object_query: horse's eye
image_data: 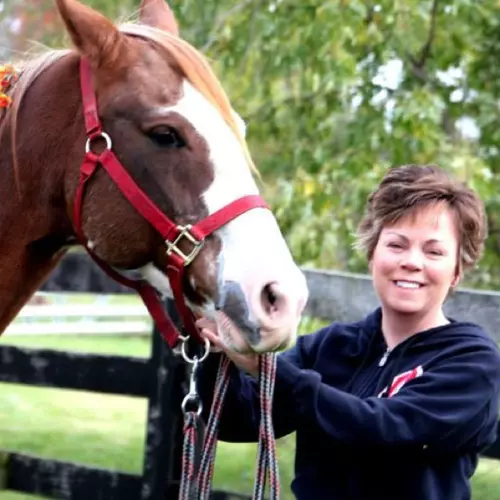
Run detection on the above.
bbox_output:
[147,125,185,148]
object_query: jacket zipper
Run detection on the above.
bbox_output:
[378,347,392,367]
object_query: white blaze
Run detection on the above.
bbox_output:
[141,80,307,331]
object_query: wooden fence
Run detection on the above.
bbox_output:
[0,253,251,499]
[1,252,500,498]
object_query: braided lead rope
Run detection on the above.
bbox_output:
[197,355,232,499]
[252,353,279,500]
[179,341,210,500]
[179,411,202,500]
[179,354,231,500]
[180,351,280,500]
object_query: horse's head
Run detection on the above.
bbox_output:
[54,0,308,353]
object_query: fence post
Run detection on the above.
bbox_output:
[140,299,188,499]
[0,452,7,491]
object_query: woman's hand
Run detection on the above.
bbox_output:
[196,316,260,378]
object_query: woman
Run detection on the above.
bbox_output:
[196,164,500,500]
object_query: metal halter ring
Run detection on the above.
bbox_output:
[181,336,210,364]
[85,132,113,154]
[181,392,203,416]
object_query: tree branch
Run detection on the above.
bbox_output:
[364,4,376,26]
[404,0,440,85]
[415,0,439,68]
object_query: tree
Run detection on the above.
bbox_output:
[3,0,500,288]
[177,0,500,288]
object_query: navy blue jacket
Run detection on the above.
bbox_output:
[198,308,500,500]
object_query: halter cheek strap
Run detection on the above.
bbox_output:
[75,57,269,348]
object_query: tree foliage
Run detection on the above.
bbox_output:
[2,0,500,288]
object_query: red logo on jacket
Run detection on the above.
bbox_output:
[378,365,424,398]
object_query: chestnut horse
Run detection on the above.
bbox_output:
[0,0,308,353]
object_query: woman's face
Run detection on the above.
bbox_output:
[370,203,459,320]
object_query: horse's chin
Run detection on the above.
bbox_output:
[213,310,254,354]
[212,311,293,355]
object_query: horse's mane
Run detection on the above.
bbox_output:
[1,50,70,132]
[1,20,257,176]
[1,50,70,189]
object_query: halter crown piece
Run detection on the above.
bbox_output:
[0,64,18,109]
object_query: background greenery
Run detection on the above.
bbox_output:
[2,0,500,287]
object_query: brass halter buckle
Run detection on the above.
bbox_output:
[166,225,205,266]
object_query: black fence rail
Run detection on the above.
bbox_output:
[1,251,500,499]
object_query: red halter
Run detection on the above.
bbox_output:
[74,57,268,348]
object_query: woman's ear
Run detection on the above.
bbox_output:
[451,273,461,289]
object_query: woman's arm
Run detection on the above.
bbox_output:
[274,343,500,453]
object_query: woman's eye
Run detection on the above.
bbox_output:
[147,126,186,148]
[387,242,402,249]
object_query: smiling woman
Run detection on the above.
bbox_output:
[195,164,500,500]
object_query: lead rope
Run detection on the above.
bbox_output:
[196,354,232,498]
[179,341,280,500]
[253,353,279,500]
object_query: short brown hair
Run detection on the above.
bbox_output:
[355,164,487,273]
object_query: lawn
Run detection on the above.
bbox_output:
[0,330,499,499]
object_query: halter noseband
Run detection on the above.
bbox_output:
[74,57,268,348]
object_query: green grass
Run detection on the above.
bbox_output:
[0,333,499,499]
[0,333,296,499]
[0,334,152,358]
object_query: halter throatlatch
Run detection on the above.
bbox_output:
[74,57,269,348]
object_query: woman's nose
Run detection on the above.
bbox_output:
[400,249,423,270]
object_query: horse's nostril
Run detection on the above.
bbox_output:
[262,282,281,315]
[266,284,277,305]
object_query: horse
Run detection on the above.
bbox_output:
[0,0,309,355]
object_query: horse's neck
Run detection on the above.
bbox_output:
[0,55,80,332]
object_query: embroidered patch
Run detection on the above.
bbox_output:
[378,365,424,398]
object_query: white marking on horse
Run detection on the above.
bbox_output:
[140,263,173,299]
[142,80,307,336]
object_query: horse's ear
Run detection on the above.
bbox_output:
[55,0,125,68]
[139,0,180,36]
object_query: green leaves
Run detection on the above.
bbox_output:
[5,0,500,288]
